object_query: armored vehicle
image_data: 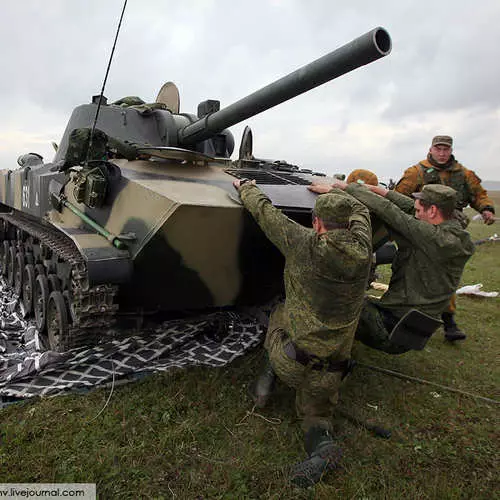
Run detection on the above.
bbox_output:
[0,28,391,351]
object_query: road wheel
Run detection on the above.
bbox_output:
[1,241,10,277]
[22,264,36,316]
[34,274,50,332]
[63,290,77,325]
[7,246,16,286]
[47,291,69,352]
[14,252,25,296]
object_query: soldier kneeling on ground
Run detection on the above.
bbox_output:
[233,178,372,488]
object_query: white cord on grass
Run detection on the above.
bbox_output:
[87,359,116,423]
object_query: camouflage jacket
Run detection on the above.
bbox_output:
[345,184,475,318]
[395,158,495,213]
[239,184,372,359]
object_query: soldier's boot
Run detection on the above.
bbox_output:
[290,427,342,488]
[442,312,467,341]
[248,356,276,408]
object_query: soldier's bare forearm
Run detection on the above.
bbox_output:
[365,184,388,197]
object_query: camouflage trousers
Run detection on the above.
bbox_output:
[264,304,343,433]
[355,299,410,355]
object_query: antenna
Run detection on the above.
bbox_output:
[85,0,128,165]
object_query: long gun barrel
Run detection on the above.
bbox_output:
[178,27,391,145]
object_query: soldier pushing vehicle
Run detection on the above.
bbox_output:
[309,178,475,354]
[234,178,372,488]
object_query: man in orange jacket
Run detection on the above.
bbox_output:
[395,135,495,341]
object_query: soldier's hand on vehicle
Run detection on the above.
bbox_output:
[332,180,348,190]
[366,184,389,197]
[308,183,334,194]
[481,210,496,225]
[233,178,256,190]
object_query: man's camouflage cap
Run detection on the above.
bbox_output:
[431,135,453,147]
[412,184,457,212]
[346,169,379,186]
[314,192,352,223]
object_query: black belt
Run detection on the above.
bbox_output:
[283,340,354,379]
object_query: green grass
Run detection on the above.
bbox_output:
[1,206,499,499]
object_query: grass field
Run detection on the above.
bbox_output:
[1,199,499,499]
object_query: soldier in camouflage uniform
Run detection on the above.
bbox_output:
[395,135,495,341]
[310,181,475,354]
[233,178,372,488]
[346,169,397,274]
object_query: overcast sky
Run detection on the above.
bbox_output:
[1,0,499,182]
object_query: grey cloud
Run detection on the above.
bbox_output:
[1,0,499,181]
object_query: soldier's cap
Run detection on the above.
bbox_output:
[431,135,453,148]
[314,192,352,223]
[412,184,457,212]
[346,169,379,186]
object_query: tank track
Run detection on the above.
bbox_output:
[0,212,118,351]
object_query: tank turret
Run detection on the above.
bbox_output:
[54,27,390,162]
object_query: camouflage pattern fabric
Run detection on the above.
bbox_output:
[345,170,387,250]
[412,184,458,213]
[453,209,470,230]
[112,96,169,115]
[345,184,475,320]
[395,156,495,214]
[265,304,343,432]
[239,184,372,359]
[314,191,352,223]
[65,128,140,167]
[239,184,371,431]
[370,213,391,251]
[112,96,145,106]
[107,136,140,160]
[64,128,108,168]
[124,102,169,115]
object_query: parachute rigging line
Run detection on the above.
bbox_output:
[357,362,499,405]
[85,0,128,165]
